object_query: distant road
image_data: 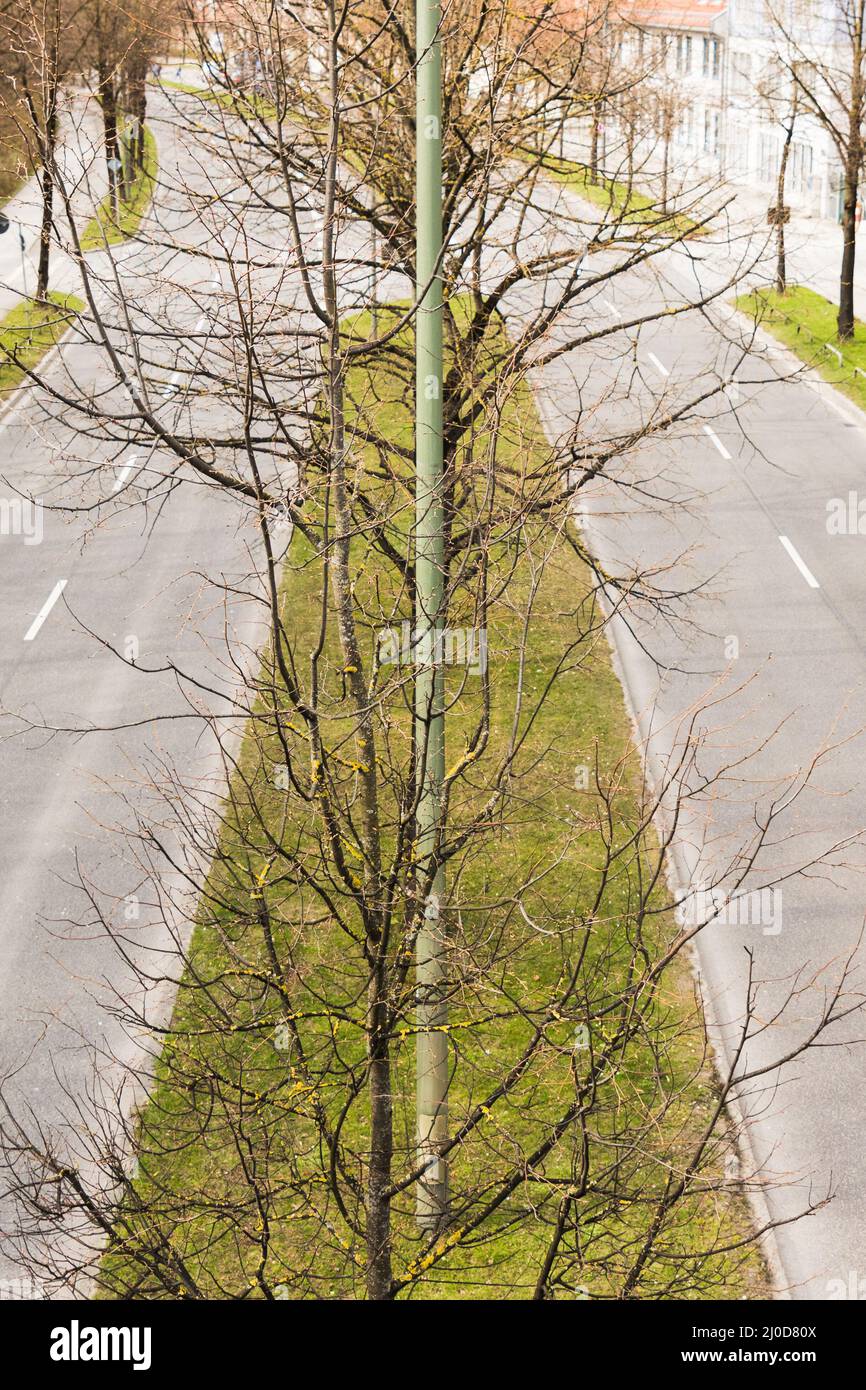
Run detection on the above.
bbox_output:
[0,90,285,1291]
[530,182,866,1299]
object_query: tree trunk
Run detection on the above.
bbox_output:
[35,0,62,304]
[36,88,58,303]
[128,50,148,169]
[365,974,394,1300]
[589,101,601,184]
[775,104,796,296]
[838,49,863,340]
[839,157,860,339]
[97,56,121,217]
[318,0,391,1298]
[626,105,635,185]
[36,161,53,303]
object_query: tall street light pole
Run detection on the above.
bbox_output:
[414,0,448,1232]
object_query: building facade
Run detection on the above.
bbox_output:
[607,0,848,220]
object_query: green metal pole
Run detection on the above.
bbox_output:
[415,0,448,1232]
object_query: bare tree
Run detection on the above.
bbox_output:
[774,92,798,295]
[771,0,866,336]
[83,0,173,210]
[0,0,858,1303]
[754,56,800,296]
[0,46,31,199]
[0,0,88,300]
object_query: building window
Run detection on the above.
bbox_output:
[676,34,692,74]
[702,37,721,79]
[730,52,751,97]
[790,141,814,193]
[676,105,694,146]
[703,109,721,154]
[729,121,749,176]
[759,131,778,183]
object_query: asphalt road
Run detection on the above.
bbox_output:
[0,82,386,1293]
[0,92,289,1291]
[0,101,107,315]
[521,180,866,1299]
[2,87,863,1301]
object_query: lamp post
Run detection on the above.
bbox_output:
[107,156,122,220]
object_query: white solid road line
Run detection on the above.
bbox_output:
[779,535,820,589]
[24,579,68,641]
[602,297,618,318]
[647,351,670,378]
[703,423,732,460]
[112,454,138,492]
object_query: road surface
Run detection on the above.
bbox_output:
[2,84,863,1303]
[524,178,866,1300]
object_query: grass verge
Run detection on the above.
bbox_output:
[0,292,84,398]
[737,283,866,412]
[99,306,765,1301]
[80,126,157,252]
[522,149,705,238]
[151,76,278,123]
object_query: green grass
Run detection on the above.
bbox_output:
[97,305,766,1302]
[524,149,705,238]
[80,126,157,252]
[0,292,83,397]
[737,284,866,411]
[149,77,203,94]
[151,74,278,122]
[0,155,27,204]
[151,77,224,99]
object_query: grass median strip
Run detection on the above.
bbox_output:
[737,284,866,411]
[521,149,705,238]
[152,76,279,123]
[99,305,765,1301]
[0,292,83,397]
[80,126,157,252]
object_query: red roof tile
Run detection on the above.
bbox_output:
[618,0,727,31]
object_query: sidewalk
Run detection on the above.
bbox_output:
[720,177,866,320]
[0,97,106,316]
[561,124,866,320]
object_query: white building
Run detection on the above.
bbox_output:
[605,0,848,220]
[723,0,841,219]
[623,2,729,172]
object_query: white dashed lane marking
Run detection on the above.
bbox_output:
[24,580,68,641]
[779,536,820,590]
[112,454,138,492]
[703,423,732,460]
